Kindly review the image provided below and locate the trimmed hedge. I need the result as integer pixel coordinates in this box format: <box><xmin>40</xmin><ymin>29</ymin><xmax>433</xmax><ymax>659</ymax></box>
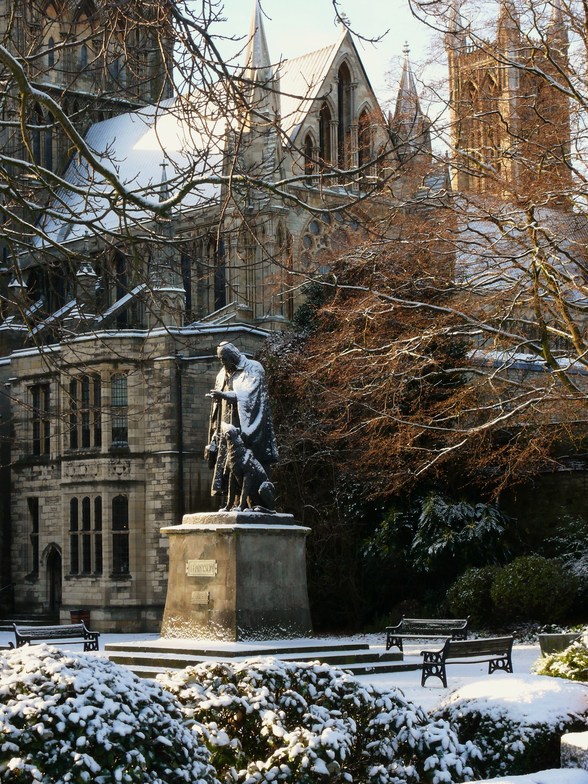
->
<box><xmin>0</xmin><ymin>645</ymin><xmax>217</xmax><ymax>783</ymax></box>
<box><xmin>158</xmin><ymin>656</ymin><xmax>480</xmax><ymax>783</ymax></box>
<box><xmin>434</xmin><ymin>675</ymin><xmax>588</xmax><ymax>777</ymax></box>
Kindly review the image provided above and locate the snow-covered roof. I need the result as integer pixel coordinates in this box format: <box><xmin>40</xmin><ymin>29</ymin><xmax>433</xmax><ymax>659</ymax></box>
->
<box><xmin>454</xmin><ymin>197</ymin><xmax>588</xmax><ymax>296</ymax></box>
<box><xmin>35</xmin><ymin>22</ymin><xmax>381</xmax><ymax>247</ymax></box>
<box><xmin>38</xmin><ymin>96</ymin><xmax>226</xmax><ymax>245</ymax></box>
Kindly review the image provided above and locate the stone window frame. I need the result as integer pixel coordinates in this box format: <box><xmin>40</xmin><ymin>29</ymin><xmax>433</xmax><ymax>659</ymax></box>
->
<box><xmin>69</xmin><ymin>495</ymin><xmax>103</xmax><ymax>576</ymax></box>
<box><xmin>27</xmin><ymin>498</ymin><xmax>40</xmax><ymax>579</ymax></box>
<box><xmin>111</xmin><ymin>495</ymin><xmax>130</xmax><ymax>577</ymax></box>
<box><xmin>110</xmin><ymin>373</ymin><xmax>128</xmax><ymax>449</ymax></box>
<box><xmin>30</xmin><ymin>381</ymin><xmax>51</xmax><ymax>457</ymax></box>
<box><xmin>68</xmin><ymin>373</ymin><xmax>102</xmax><ymax>451</ymax></box>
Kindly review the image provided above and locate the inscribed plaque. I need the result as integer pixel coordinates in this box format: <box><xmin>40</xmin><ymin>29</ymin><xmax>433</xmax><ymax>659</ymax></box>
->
<box><xmin>185</xmin><ymin>559</ymin><xmax>218</xmax><ymax>577</ymax></box>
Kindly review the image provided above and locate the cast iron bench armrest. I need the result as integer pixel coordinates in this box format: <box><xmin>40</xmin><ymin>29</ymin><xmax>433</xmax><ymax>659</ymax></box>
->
<box><xmin>385</xmin><ymin>616</ymin><xmax>469</xmax><ymax>651</ymax></box>
<box><xmin>13</xmin><ymin>622</ymin><xmax>100</xmax><ymax>652</ymax></box>
<box><xmin>421</xmin><ymin>635</ymin><xmax>514</xmax><ymax>688</ymax></box>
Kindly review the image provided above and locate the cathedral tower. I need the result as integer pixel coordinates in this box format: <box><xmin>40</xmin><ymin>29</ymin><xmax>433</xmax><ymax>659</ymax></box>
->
<box><xmin>445</xmin><ymin>0</ymin><xmax>572</xmax><ymax>203</ymax></box>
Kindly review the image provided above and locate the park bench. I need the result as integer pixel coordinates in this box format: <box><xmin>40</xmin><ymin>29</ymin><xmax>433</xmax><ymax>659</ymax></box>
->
<box><xmin>13</xmin><ymin>622</ymin><xmax>100</xmax><ymax>652</ymax></box>
<box><xmin>421</xmin><ymin>635</ymin><xmax>515</xmax><ymax>687</ymax></box>
<box><xmin>385</xmin><ymin>616</ymin><xmax>469</xmax><ymax>652</ymax></box>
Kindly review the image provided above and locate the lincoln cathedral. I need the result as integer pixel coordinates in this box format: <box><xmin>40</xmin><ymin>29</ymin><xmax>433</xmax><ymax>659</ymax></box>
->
<box><xmin>0</xmin><ymin>0</ymin><xmax>577</xmax><ymax>629</ymax></box>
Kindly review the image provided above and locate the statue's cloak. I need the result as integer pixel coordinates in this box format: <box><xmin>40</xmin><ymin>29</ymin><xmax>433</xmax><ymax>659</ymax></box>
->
<box><xmin>211</xmin><ymin>355</ymin><xmax>278</xmax><ymax>465</ymax></box>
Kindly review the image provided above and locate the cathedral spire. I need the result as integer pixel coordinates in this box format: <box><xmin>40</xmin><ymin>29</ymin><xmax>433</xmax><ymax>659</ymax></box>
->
<box><xmin>394</xmin><ymin>43</ymin><xmax>421</xmax><ymax>126</ymax></box>
<box><xmin>446</xmin><ymin>0</ymin><xmax>467</xmax><ymax>47</ymax></box>
<box><xmin>159</xmin><ymin>161</ymin><xmax>171</xmax><ymax>204</ymax></box>
<box><xmin>391</xmin><ymin>43</ymin><xmax>431</xmax><ymax>159</ymax></box>
<box><xmin>241</xmin><ymin>0</ymin><xmax>280</xmax><ymax>127</ymax></box>
<box><xmin>244</xmin><ymin>0</ymin><xmax>273</xmax><ymax>88</ymax></box>
<box><xmin>239</xmin><ymin>0</ymin><xmax>282</xmax><ymax>185</ymax></box>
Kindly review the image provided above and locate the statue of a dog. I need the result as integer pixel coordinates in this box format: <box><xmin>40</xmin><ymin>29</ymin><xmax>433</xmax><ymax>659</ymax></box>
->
<box><xmin>221</xmin><ymin>424</ymin><xmax>276</xmax><ymax>513</ymax></box>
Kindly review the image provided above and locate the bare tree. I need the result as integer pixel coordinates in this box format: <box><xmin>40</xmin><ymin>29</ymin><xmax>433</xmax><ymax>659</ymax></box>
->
<box><xmin>270</xmin><ymin>0</ymin><xmax>588</xmax><ymax>496</ymax></box>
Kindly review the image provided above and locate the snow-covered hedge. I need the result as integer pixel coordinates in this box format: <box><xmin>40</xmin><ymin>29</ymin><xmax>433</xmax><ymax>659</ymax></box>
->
<box><xmin>0</xmin><ymin>645</ymin><xmax>218</xmax><ymax>784</ymax></box>
<box><xmin>157</xmin><ymin>656</ymin><xmax>480</xmax><ymax>784</ymax></box>
<box><xmin>433</xmin><ymin>675</ymin><xmax>588</xmax><ymax>777</ymax></box>
<box><xmin>534</xmin><ymin>635</ymin><xmax>588</xmax><ymax>682</ymax></box>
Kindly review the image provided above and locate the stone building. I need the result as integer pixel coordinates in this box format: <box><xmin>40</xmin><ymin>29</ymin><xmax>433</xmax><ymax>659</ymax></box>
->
<box><xmin>0</xmin><ymin>1</ymin><xmax>435</xmax><ymax>629</ymax></box>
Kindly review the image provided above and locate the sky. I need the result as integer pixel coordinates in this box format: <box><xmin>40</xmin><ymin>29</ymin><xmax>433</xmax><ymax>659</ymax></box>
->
<box><xmin>213</xmin><ymin>0</ymin><xmax>439</xmax><ymax>110</ymax></box>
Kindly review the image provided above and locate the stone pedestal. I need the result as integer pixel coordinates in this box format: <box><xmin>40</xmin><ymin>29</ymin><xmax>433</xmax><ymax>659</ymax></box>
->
<box><xmin>161</xmin><ymin>512</ymin><xmax>312</xmax><ymax>641</ymax></box>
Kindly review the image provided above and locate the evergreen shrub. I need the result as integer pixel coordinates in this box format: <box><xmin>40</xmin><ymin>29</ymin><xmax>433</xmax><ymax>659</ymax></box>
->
<box><xmin>490</xmin><ymin>555</ymin><xmax>577</xmax><ymax>623</ymax></box>
<box><xmin>158</xmin><ymin>657</ymin><xmax>480</xmax><ymax>784</ymax></box>
<box><xmin>445</xmin><ymin>566</ymin><xmax>499</xmax><ymax>628</ymax></box>
<box><xmin>534</xmin><ymin>636</ymin><xmax>588</xmax><ymax>681</ymax></box>
<box><xmin>567</xmin><ymin>554</ymin><xmax>588</xmax><ymax>614</ymax></box>
<box><xmin>0</xmin><ymin>645</ymin><xmax>217</xmax><ymax>784</ymax></box>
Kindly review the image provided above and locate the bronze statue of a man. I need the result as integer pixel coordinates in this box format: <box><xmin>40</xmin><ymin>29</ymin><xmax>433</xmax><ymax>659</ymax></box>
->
<box><xmin>205</xmin><ymin>342</ymin><xmax>278</xmax><ymax>511</ymax></box>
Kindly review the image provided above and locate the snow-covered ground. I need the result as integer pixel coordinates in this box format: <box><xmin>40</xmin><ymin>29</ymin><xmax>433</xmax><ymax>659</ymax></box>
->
<box><xmin>0</xmin><ymin>631</ymin><xmax>568</xmax><ymax>714</ymax></box>
<box><xmin>1</xmin><ymin>631</ymin><xmax>587</xmax><ymax>784</ymax></box>
<box><xmin>107</xmin><ymin>634</ymin><xmax>554</xmax><ymax>716</ymax></box>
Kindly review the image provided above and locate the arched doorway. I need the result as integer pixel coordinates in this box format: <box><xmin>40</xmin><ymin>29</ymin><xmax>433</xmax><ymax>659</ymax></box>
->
<box><xmin>45</xmin><ymin>545</ymin><xmax>62</xmax><ymax>612</ymax></box>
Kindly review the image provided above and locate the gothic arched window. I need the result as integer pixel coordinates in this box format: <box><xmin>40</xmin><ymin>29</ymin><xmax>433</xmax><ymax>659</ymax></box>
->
<box><xmin>31</xmin><ymin>104</ymin><xmax>43</xmax><ymax>165</ymax></box>
<box><xmin>112</xmin><ymin>250</ymin><xmax>129</xmax><ymax>326</ymax></box>
<box><xmin>304</xmin><ymin>132</ymin><xmax>315</xmax><ymax>175</ymax></box>
<box><xmin>358</xmin><ymin>108</ymin><xmax>372</xmax><ymax>184</ymax></box>
<box><xmin>276</xmin><ymin>222</ymin><xmax>293</xmax><ymax>320</ymax></box>
<box><xmin>319</xmin><ymin>103</ymin><xmax>332</xmax><ymax>170</ymax></box>
<box><xmin>47</xmin><ymin>36</ymin><xmax>55</xmax><ymax>68</ymax></box>
<box><xmin>337</xmin><ymin>62</ymin><xmax>352</xmax><ymax>169</ymax></box>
